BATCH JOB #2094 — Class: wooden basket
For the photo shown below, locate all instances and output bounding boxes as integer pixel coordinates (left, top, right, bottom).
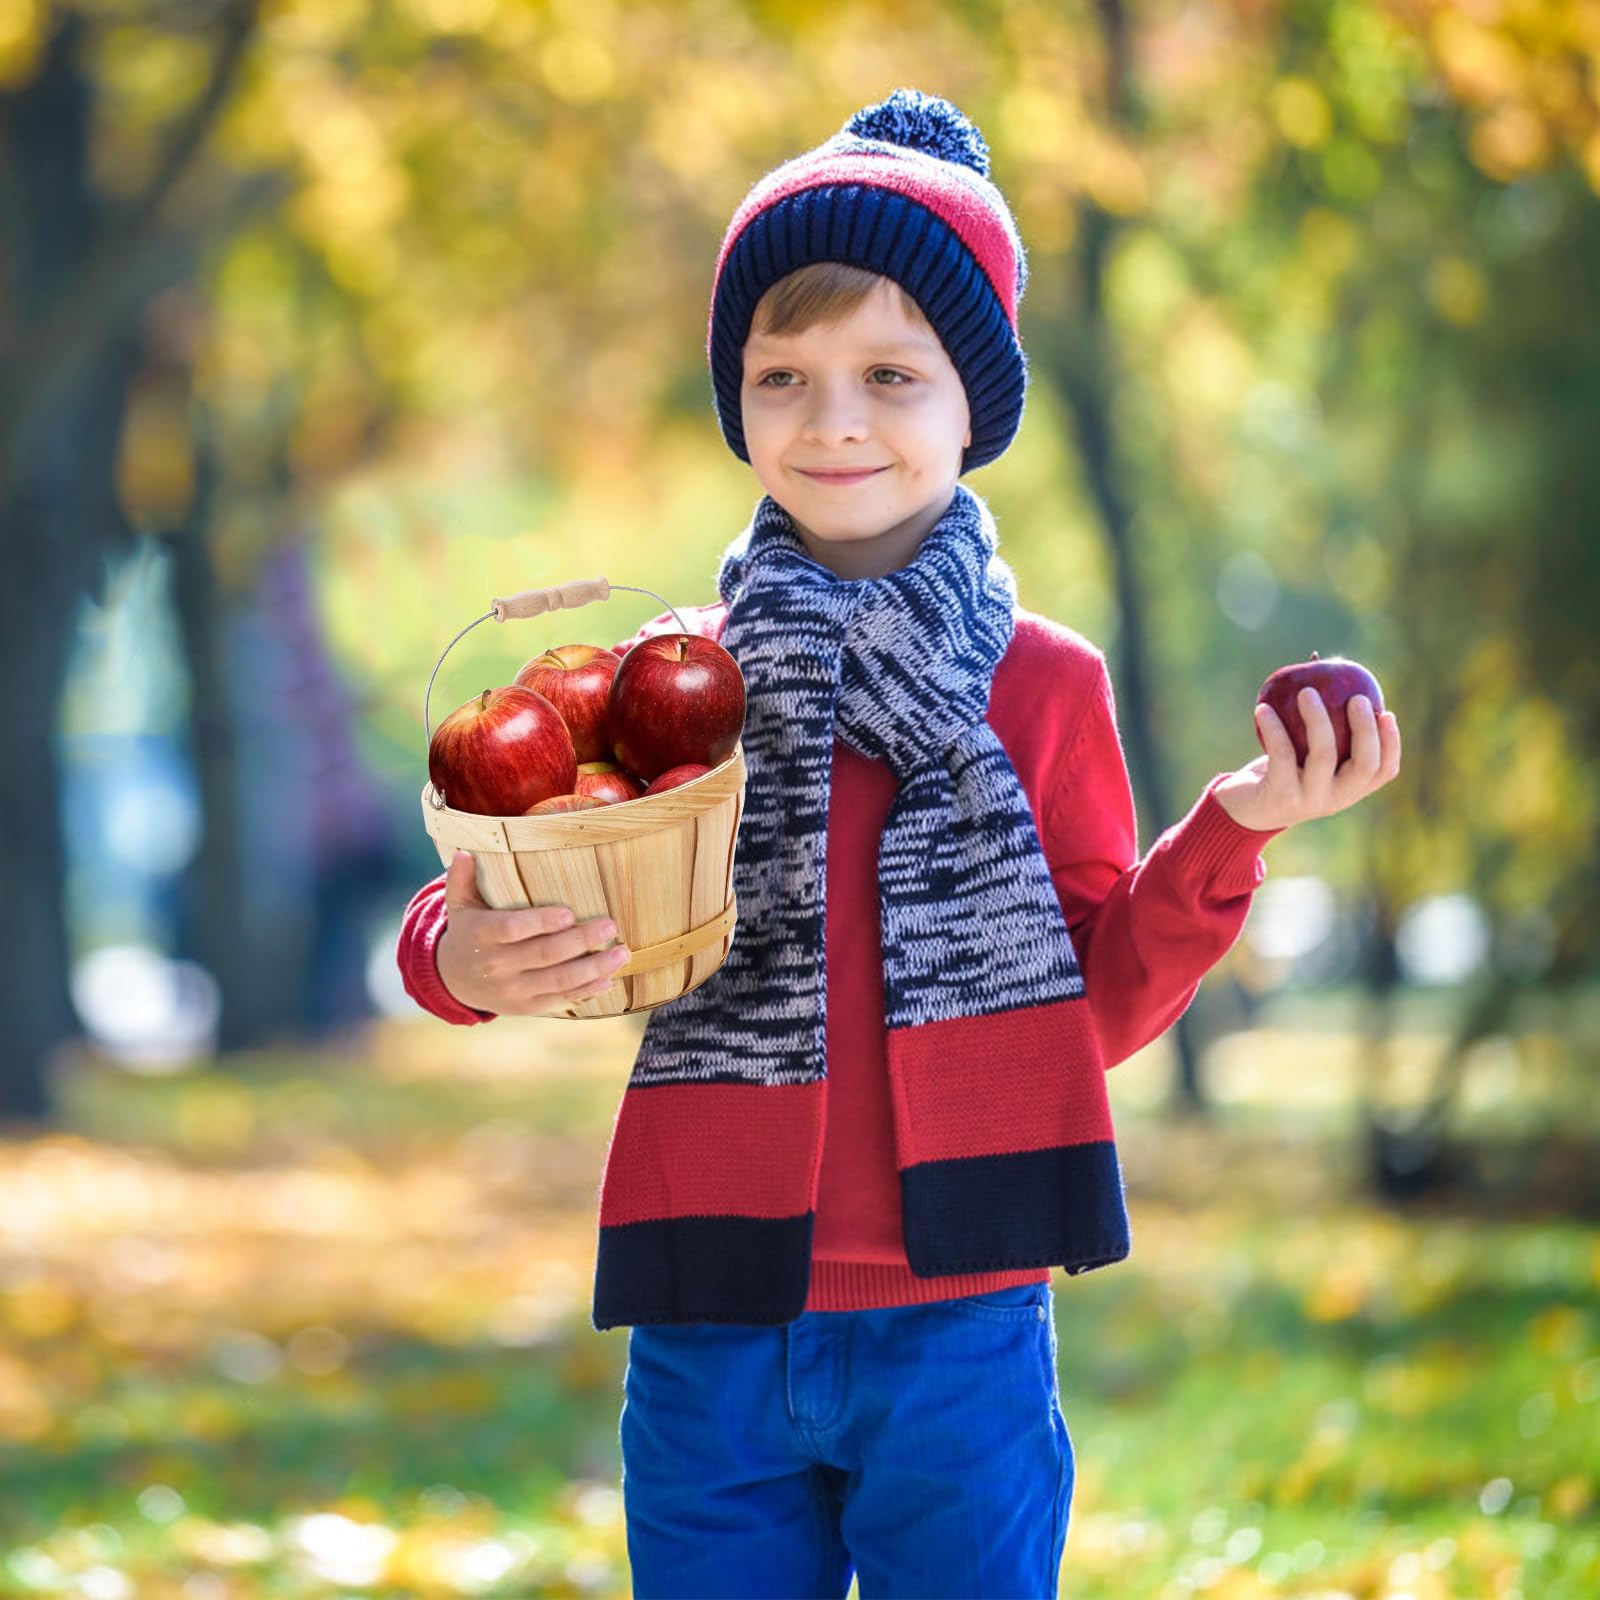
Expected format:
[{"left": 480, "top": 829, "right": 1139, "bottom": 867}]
[{"left": 420, "top": 577, "right": 745, "bottom": 1020}]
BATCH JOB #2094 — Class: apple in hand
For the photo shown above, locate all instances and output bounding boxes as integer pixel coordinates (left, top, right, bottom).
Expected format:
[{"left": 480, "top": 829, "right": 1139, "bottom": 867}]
[
  {"left": 513, "top": 644, "right": 622, "bottom": 764},
  {"left": 645, "top": 763, "right": 713, "bottom": 795},
  {"left": 608, "top": 635, "right": 746, "bottom": 782},
  {"left": 429, "top": 686, "right": 577, "bottom": 816},
  {"left": 574, "top": 760, "right": 647, "bottom": 805},
  {"left": 1257, "top": 651, "right": 1386, "bottom": 767},
  {"left": 524, "top": 793, "right": 606, "bottom": 815}
]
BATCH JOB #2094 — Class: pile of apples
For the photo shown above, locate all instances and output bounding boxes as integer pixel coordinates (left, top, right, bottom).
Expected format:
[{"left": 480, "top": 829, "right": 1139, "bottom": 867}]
[{"left": 428, "top": 634, "right": 746, "bottom": 818}]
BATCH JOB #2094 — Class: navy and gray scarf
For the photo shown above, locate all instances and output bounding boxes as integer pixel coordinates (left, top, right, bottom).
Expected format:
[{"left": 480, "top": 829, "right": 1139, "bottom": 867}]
[{"left": 630, "top": 482, "right": 1084, "bottom": 1084}]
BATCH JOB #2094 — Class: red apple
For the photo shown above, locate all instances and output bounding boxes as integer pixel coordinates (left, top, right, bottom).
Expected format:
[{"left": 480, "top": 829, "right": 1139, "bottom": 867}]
[
  {"left": 524, "top": 793, "right": 606, "bottom": 815},
  {"left": 574, "top": 760, "right": 647, "bottom": 806},
  {"left": 428, "top": 685, "right": 577, "bottom": 816},
  {"left": 645, "top": 763, "right": 714, "bottom": 795},
  {"left": 608, "top": 635, "right": 746, "bottom": 782},
  {"left": 513, "top": 644, "right": 622, "bottom": 764},
  {"left": 1257, "top": 651, "right": 1386, "bottom": 766}
]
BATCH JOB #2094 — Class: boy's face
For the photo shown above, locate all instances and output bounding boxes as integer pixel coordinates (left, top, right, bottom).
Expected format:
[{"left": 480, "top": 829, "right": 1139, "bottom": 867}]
[{"left": 740, "top": 276, "right": 973, "bottom": 581}]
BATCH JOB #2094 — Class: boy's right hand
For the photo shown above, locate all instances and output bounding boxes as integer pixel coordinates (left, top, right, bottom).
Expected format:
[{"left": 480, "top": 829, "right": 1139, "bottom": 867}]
[{"left": 435, "top": 850, "right": 631, "bottom": 1016}]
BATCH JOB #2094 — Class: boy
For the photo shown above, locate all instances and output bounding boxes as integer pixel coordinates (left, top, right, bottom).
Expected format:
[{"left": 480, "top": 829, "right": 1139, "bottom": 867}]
[{"left": 398, "top": 88, "right": 1401, "bottom": 1599}]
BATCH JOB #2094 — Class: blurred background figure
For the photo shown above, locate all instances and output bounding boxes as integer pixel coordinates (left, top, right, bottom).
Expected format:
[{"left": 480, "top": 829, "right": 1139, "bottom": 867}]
[{"left": 232, "top": 534, "right": 399, "bottom": 1046}]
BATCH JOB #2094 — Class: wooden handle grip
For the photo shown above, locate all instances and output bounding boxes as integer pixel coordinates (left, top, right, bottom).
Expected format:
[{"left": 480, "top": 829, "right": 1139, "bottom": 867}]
[{"left": 492, "top": 577, "right": 610, "bottom": 622}]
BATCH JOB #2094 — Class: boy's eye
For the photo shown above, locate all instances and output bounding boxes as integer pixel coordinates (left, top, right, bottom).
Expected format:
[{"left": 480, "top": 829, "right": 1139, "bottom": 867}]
[{"left": 753, "top": 368, "right": 912, "bottom": 387}]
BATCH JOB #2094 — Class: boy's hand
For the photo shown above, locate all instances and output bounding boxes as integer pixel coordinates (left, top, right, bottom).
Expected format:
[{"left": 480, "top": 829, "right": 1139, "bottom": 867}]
[
  {"left": 1213, "top": 690, "right": 1402, "bottom": 833},
  {"left": 435, "top": 850, "right": 631, "bottom": 1014}
]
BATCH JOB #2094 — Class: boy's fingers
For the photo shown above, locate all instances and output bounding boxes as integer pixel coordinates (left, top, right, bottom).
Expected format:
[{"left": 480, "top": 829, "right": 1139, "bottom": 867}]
[
  {"left": 473, "top": 902, "right": 581, "bottom": 946},
  {"left": 1300, "top": 687, "right": 1336, "bottom": 768},
  {"left": 1346, "top": 695, "right": 1381, "bottom": 774},
  {"left": 517, "top": 942, "right": 630, "bottom": 1000},
  {"left": 1254, "top": 703, "right": 1295, "bottom": 767},
  {"left": 444, "top": 850, "right": 486, "bottom": 911},
  {"left": 1379, "top": 711, "right": 1402, "bottom": 779},
  {"left": 500, "top": 903, "right": 580, "bottom": 943}
]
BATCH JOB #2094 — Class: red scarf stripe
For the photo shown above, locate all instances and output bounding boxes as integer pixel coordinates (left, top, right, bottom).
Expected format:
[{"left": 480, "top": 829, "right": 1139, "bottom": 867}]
[
  {"left": 886, "top": 999, "right": 1114, "bottom": 1166},
  {"left": 598, "top": 1080, "right": 825, "bottom": 1227}
]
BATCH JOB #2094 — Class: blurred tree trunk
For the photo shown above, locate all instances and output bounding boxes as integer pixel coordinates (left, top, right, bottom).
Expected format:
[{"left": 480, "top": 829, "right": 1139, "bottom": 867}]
[
  {"left": 162, "top": 409, "right": 272, "bottom": 1052},
  {"left": 1034, "top": 0, "right": 1210, "bottom": 1112},
  {"left": 0, "top": 523, "right": 89, "bottom": 1125},
  {"left": 0, "top": 16, "right": 138, "bottom": 1124},
  {"left": 0, "top": 6, "right": 260, "bottom": 1121}
]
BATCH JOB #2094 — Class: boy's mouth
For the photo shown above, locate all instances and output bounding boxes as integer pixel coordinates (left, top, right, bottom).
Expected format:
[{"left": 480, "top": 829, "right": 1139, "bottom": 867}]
[{"left": 795, "top": 467, "right": 888, "bottom": 485}]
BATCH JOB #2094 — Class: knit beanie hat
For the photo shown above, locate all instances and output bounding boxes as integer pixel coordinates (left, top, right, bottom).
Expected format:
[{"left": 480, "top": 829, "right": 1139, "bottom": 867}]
[{"left": 707, "top": 88, "right": 1028, "bottom": 476}]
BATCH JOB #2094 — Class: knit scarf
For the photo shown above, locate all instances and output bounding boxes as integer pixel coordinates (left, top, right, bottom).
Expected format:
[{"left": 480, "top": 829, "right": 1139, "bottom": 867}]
[
  {"left": 594, "top": 483, "right": 1130, "bottom": 1325},
  {"left": 632, "top": 478, "right": 1084, "bottom": 1075}
]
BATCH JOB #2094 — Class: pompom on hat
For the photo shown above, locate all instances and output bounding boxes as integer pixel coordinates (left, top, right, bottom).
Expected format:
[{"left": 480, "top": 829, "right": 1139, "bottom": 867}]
[{"left": 707, "top": 88, "right": 1029, "bottom": 475}]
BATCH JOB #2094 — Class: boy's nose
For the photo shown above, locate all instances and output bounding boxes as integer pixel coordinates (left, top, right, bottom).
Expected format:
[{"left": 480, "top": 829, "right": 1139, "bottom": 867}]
[{"left": 802, "top": 389, "right": 870, "bottom": 442}]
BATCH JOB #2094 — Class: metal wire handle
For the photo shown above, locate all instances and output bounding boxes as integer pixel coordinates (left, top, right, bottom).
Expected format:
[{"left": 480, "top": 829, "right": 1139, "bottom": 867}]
[{"left": 423, "top": 579, "right": 690, "bottom": 807}]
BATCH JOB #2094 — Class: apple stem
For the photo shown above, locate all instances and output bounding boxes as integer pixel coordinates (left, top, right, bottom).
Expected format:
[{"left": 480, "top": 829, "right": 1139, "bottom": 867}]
[
  {"left": 479, "top": 689, "right": 492, "bottom": 710},
  {"left": 1310, "top": 650, "right": 1320, "bottom": 661}
]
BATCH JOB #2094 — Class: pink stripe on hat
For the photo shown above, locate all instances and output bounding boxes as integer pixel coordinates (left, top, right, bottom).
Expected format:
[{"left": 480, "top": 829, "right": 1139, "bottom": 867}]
[{"left": 714, "top": 149, "right": 1023, "bottom": 330}]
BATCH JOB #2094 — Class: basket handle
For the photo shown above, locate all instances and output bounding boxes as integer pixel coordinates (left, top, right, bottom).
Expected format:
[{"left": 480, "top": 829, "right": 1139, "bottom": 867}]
[
  {"left": 491, "top": 576, "right": 611, "bottom": 621},
  {"left": 423, "top": 579, "right": 691, "bottom": 794}
]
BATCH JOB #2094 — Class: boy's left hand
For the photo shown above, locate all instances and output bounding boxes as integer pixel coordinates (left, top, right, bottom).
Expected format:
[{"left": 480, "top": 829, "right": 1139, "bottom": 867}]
[{"left": 1213, "top": 689, "right": 1402, "bottom": 833}]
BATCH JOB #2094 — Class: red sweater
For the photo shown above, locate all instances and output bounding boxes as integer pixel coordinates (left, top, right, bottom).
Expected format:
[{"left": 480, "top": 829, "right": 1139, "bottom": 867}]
[{"left": 397, "top": 600, "right": 1282, "bottom": 1312}]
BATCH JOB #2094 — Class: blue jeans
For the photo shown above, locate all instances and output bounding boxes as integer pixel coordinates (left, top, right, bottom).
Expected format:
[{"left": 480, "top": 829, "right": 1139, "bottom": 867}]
[{"left": 619, "top": 1281, "right": 1074, "bottom": 1598}]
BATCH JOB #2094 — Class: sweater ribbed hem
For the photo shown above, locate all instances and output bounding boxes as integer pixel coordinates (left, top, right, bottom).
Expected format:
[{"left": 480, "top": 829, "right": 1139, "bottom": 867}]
[
  {"left": 400, "top": 886, "right": 498, "bottom": 1027},
  {"left": 804, "top": 1259, "right": 1049, "bottom": 1311},
  {"left": 1173, "top": 774, "right": 1284, "bottom": 897}
]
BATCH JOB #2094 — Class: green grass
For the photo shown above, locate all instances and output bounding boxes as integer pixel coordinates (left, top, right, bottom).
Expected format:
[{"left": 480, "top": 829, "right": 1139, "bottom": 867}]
[
  {"left": 0, "top": 1024, "right": 1594, "bottom": 1598},
  {"left": 1053, "top": 1201, "right": 1599, "bottom": 1596}
]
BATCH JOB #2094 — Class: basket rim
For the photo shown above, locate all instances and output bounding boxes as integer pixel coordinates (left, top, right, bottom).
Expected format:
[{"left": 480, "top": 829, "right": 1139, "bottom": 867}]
[{"left": 421, "top": 742, "right": 745, "bottom": 853}]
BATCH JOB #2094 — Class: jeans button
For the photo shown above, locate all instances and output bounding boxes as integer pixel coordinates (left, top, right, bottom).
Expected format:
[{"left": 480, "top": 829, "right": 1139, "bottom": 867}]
[{"left": 1037, "top": 1303, "right": 1047, "bottom": 1322}]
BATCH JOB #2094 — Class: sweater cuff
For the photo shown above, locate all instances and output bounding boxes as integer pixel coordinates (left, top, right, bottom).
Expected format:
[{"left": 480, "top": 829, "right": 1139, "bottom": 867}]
[
  {"left": 406, "top": 899, "right": 499, "bottom": 1027},
  {"left": 1165, "top": 773, "right": 1285, "bottom": 899}
]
